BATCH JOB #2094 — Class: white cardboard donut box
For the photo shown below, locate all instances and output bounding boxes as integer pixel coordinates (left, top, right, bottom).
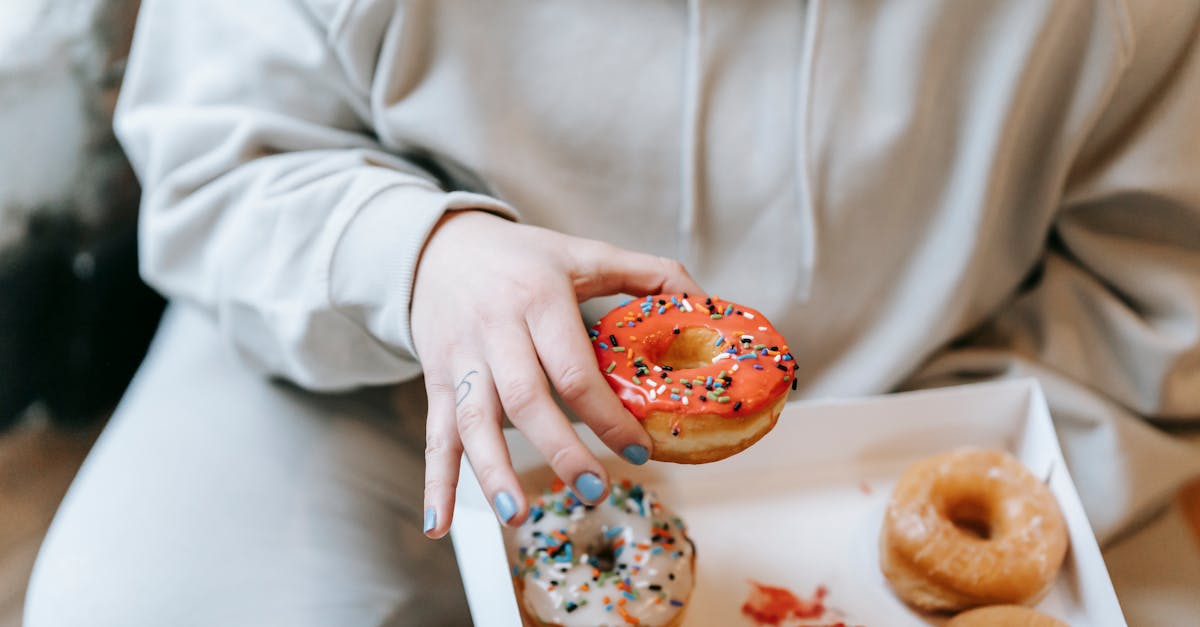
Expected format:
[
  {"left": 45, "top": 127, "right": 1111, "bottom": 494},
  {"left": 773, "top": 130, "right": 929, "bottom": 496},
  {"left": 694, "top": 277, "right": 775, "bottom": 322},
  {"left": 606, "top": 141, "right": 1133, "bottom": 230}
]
[{"left": 451, "top": 378, "right": 1126, "bottom": 626}]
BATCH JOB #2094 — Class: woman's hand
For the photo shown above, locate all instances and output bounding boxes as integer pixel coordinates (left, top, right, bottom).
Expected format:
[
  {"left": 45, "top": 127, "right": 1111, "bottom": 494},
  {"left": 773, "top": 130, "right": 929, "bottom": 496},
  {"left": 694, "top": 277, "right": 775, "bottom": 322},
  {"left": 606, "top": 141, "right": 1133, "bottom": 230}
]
[{"left": 413, "top": 210, "right": 702, "bottom": 537}]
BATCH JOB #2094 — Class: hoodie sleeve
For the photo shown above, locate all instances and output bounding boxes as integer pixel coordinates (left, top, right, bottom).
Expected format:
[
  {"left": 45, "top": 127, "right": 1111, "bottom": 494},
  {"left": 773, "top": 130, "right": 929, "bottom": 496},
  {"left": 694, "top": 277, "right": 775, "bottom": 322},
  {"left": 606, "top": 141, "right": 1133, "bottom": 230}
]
[
  {"left": 906, "top": 3, "right": 1200, "bottom": 541},
  {"left": 978, "top": 2, "right": 1200, "bottom": 422},
  {"left": 115, "top": 0, "right": 516, "bottom": 391}
]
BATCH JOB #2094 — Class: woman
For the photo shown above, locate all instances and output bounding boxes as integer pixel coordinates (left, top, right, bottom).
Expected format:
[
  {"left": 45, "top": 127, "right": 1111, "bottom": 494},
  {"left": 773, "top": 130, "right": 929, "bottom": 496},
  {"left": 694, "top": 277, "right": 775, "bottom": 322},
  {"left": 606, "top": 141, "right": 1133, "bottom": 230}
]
[{"left": 26, "top": 1, "right": 1200, "bottom": 625}]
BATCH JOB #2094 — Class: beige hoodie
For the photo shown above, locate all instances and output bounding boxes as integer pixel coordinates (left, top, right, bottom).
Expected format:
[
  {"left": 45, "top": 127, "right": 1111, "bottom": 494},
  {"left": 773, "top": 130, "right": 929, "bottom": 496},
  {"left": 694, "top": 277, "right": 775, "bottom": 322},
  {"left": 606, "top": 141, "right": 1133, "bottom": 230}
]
[{"left": 116, "top": 0, "right": 1200, "bottom": 541}]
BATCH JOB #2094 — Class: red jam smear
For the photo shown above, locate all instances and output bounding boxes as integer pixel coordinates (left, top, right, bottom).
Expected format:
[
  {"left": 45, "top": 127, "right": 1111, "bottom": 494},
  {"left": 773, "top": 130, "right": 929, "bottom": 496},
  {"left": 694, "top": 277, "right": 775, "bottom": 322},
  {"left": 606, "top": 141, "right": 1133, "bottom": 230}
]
[{"left": 742, "top": 581, "right": 828, "bottom": 625}]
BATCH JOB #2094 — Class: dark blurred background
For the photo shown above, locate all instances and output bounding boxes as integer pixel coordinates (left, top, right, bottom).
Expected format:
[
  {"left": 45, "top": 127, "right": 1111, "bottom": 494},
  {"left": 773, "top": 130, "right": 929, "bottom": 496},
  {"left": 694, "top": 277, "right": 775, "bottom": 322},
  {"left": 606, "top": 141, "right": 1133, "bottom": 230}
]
[
  {"left": 0, "top": 0, "right": 160, "bottom": 432},
  {"left": 0, "top": 1, "right": 160, "bottom": 623}
]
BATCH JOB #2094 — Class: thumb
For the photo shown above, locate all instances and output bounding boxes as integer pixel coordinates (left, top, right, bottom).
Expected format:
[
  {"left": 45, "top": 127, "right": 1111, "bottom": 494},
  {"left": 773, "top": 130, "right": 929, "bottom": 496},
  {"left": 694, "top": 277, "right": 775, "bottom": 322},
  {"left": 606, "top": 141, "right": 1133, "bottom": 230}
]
[{"left": 569, "top": 240, "right": 705, "bottom": 301}]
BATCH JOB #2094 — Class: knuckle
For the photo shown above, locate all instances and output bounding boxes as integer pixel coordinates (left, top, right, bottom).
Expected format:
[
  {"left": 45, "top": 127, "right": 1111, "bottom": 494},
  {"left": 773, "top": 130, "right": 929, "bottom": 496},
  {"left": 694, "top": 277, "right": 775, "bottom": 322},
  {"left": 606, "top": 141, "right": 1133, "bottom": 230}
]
[
  {"left": 473, "top": 306, "right": 506, "bottom": 333},
  {"left": 424, "top": 433, "right": 456, "bottom": 462},
  {"left": 590, "top": 419, "right": 625, "bottom": 445},
  {"left": 475, "top": 463, "right": 507, "bottom": 492},
  {"left": 548, "top": 444, "right": 578, "bottom": 473},
  {"left": 423, "top": 477, "right": 453, "bottom": 495},
  {"left": 590, "top": 241, "right": 620, "bottom": 258},
  {"left": 658, "top": 256, "right": 688, "bottom": 277},
  {"left": 456, "top": 403, "right": 491, "bottom": 435},
  {"left": 438, "top": 338, "right": 464, "bottom": 356},
  {"left": 574, "top": 240, "right": 614, "bottom": 268},
  {"left": 514, "top": 281, "right": 561, "bottom": 314},
  {"left": 425, "top": 378, "right": 455, "bottom": 398},
  {"left": 501, "top": 378, "right": 542, "bottom": 416},
  {"left": 508, "top": 273, "right": 544, "bottom": 299},
  {"left": 523, "top": 287, "right": 559, "bottom": 314},
  {"left": 553, "top": 362, "right": 594, "bottom": 404}
]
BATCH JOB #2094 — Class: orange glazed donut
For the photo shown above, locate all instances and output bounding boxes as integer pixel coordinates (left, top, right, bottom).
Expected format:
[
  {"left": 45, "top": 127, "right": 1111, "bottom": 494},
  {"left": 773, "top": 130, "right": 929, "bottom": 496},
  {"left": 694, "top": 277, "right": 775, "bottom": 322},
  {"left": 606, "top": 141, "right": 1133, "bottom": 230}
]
[
  {"left": 945, "top": 605, "right": 1068, "bottom": 627},
  {"left": 591, "top": 294, "right": 794, "bottom": 463},
  {"left": 880, "top": 448, "right": 1068, "bottom": 613}
]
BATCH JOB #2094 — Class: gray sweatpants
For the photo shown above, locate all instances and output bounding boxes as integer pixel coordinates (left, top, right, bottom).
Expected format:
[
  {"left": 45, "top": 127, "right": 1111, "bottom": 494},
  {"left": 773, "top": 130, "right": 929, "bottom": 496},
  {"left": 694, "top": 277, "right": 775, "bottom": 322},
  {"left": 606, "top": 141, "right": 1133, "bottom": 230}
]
[{"left": 23, "top": 306, "right": 470, "bottom": 626}]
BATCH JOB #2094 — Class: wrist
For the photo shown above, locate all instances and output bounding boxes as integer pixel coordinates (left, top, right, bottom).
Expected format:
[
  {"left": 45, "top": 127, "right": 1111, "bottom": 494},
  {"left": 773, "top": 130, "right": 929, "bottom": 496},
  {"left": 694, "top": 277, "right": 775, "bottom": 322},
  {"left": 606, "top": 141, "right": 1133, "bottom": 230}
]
[{"left": 331, "top": 188, "right": 518, "bottom": 360}]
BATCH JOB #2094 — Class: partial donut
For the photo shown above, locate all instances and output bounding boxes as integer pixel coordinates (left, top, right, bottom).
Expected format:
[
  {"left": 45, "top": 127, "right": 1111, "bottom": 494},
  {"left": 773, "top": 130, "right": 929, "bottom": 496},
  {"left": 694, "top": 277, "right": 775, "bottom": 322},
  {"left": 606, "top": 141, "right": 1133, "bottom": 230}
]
[
  {"left": 510, "top": 479, "right": 695, "bottom": 626},
  {"left": 946, "top": 605, "right": 1068, "bottom": 626},
  {"left": 591, "top": 294, "right": 794, "bottom": 463},
  {"left": 880, "top": 448, "right": 1068, "bottom": 612}
]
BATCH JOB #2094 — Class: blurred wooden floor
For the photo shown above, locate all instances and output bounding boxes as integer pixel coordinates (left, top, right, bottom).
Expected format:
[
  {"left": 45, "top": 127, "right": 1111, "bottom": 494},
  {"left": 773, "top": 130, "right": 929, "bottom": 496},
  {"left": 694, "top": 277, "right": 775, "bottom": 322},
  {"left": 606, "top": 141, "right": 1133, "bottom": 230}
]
[{"left": 0, "top": 416, "right": 101, "bottom": 627}]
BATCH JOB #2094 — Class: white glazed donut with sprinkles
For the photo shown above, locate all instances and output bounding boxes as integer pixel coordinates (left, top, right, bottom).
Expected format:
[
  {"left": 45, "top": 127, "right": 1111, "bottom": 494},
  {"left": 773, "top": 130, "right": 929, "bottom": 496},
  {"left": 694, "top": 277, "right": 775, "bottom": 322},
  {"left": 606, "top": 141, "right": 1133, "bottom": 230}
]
[{"left": 509, "top": 479, "right": 695, "bottom": 626}]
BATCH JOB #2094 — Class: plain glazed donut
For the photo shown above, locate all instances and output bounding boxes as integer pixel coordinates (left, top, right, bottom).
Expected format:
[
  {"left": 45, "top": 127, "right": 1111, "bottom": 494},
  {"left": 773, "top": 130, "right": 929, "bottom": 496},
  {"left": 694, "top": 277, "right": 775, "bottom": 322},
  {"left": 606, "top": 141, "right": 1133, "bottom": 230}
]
[
  {"left": 879, "top": 448, "right": 1068, "bottom": 613},
  {"left": 591, "top": 294, "right": 794, "bottom": 463},
  {"left": 510, "top": 479, "right": 695, "bottom": 627},
  {"left": 945, "top": 605, "right": 1068, "bottom": 627}
]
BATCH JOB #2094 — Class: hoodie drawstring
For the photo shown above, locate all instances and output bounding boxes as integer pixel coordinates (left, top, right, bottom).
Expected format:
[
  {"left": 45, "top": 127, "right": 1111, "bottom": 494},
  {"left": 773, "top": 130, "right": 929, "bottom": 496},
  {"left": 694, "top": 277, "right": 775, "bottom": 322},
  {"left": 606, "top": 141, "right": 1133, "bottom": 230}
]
[
  {"left": 679, "top": 0, "right": 819, "bottom": 303},
  {"left": 790, "top": 0, "right": 819, "bottom": 302},
  {"left": 678, "top": 0, "right": 704, "bottom": 268}
]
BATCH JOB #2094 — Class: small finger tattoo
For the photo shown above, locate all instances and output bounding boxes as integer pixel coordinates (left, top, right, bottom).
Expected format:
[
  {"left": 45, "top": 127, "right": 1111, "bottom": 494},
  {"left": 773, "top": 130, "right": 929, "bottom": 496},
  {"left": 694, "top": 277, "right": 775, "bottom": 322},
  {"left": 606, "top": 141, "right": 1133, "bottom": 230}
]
[{"left": 455, "top": 370, "right": 480, "bottom": 407}]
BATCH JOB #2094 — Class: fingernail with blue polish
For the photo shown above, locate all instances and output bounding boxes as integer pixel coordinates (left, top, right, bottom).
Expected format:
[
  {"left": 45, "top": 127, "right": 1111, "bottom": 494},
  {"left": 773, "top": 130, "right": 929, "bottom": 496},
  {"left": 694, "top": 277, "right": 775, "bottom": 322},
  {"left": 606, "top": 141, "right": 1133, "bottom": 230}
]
[
  {"left": 493, "top": 492, "right": 517, "bottom": 523},
  {"left": 574, "top": 472, "right": 606, "bottom": 502},
  {"left": 423, "top": 507, "right": 436, "bottom": 534},
  {"left": 622, "top": 444, "right": 649, "bottom": 466}
]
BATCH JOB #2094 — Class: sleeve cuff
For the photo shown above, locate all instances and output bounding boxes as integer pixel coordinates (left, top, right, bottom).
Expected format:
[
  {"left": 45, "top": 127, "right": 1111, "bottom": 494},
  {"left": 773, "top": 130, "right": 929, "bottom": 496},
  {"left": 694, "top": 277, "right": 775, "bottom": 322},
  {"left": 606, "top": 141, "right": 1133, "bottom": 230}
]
[{"left": 329, "top": 184, "right": 518, "bottom": 362}]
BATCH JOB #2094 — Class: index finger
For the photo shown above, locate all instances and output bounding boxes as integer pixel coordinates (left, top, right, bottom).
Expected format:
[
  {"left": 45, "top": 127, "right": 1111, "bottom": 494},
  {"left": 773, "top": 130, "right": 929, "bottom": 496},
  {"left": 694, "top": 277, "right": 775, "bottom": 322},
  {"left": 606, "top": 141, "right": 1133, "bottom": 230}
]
[
  {"left": 567, "top": 241, "right": 705, "bottom": 301},
  {"left": 527, "top": 300, "right": 653, "bottom": 466}
]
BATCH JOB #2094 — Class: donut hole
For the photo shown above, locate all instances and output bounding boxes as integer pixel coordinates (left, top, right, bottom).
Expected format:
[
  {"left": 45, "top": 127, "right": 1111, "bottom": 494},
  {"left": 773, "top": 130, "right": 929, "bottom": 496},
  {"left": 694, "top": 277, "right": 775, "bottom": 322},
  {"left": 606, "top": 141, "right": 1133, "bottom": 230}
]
[
  {"left": 590, "top": 540, "right": 617, "bottom": 572},
  {"left": 946, "top": 497, "right": 994, "bottom": 540},
  {"left": 580, "top": 531, "right": 622, "bottom": 573},
  {"left": 657, "top": 327, "right": 723, "bottom": 370}
]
